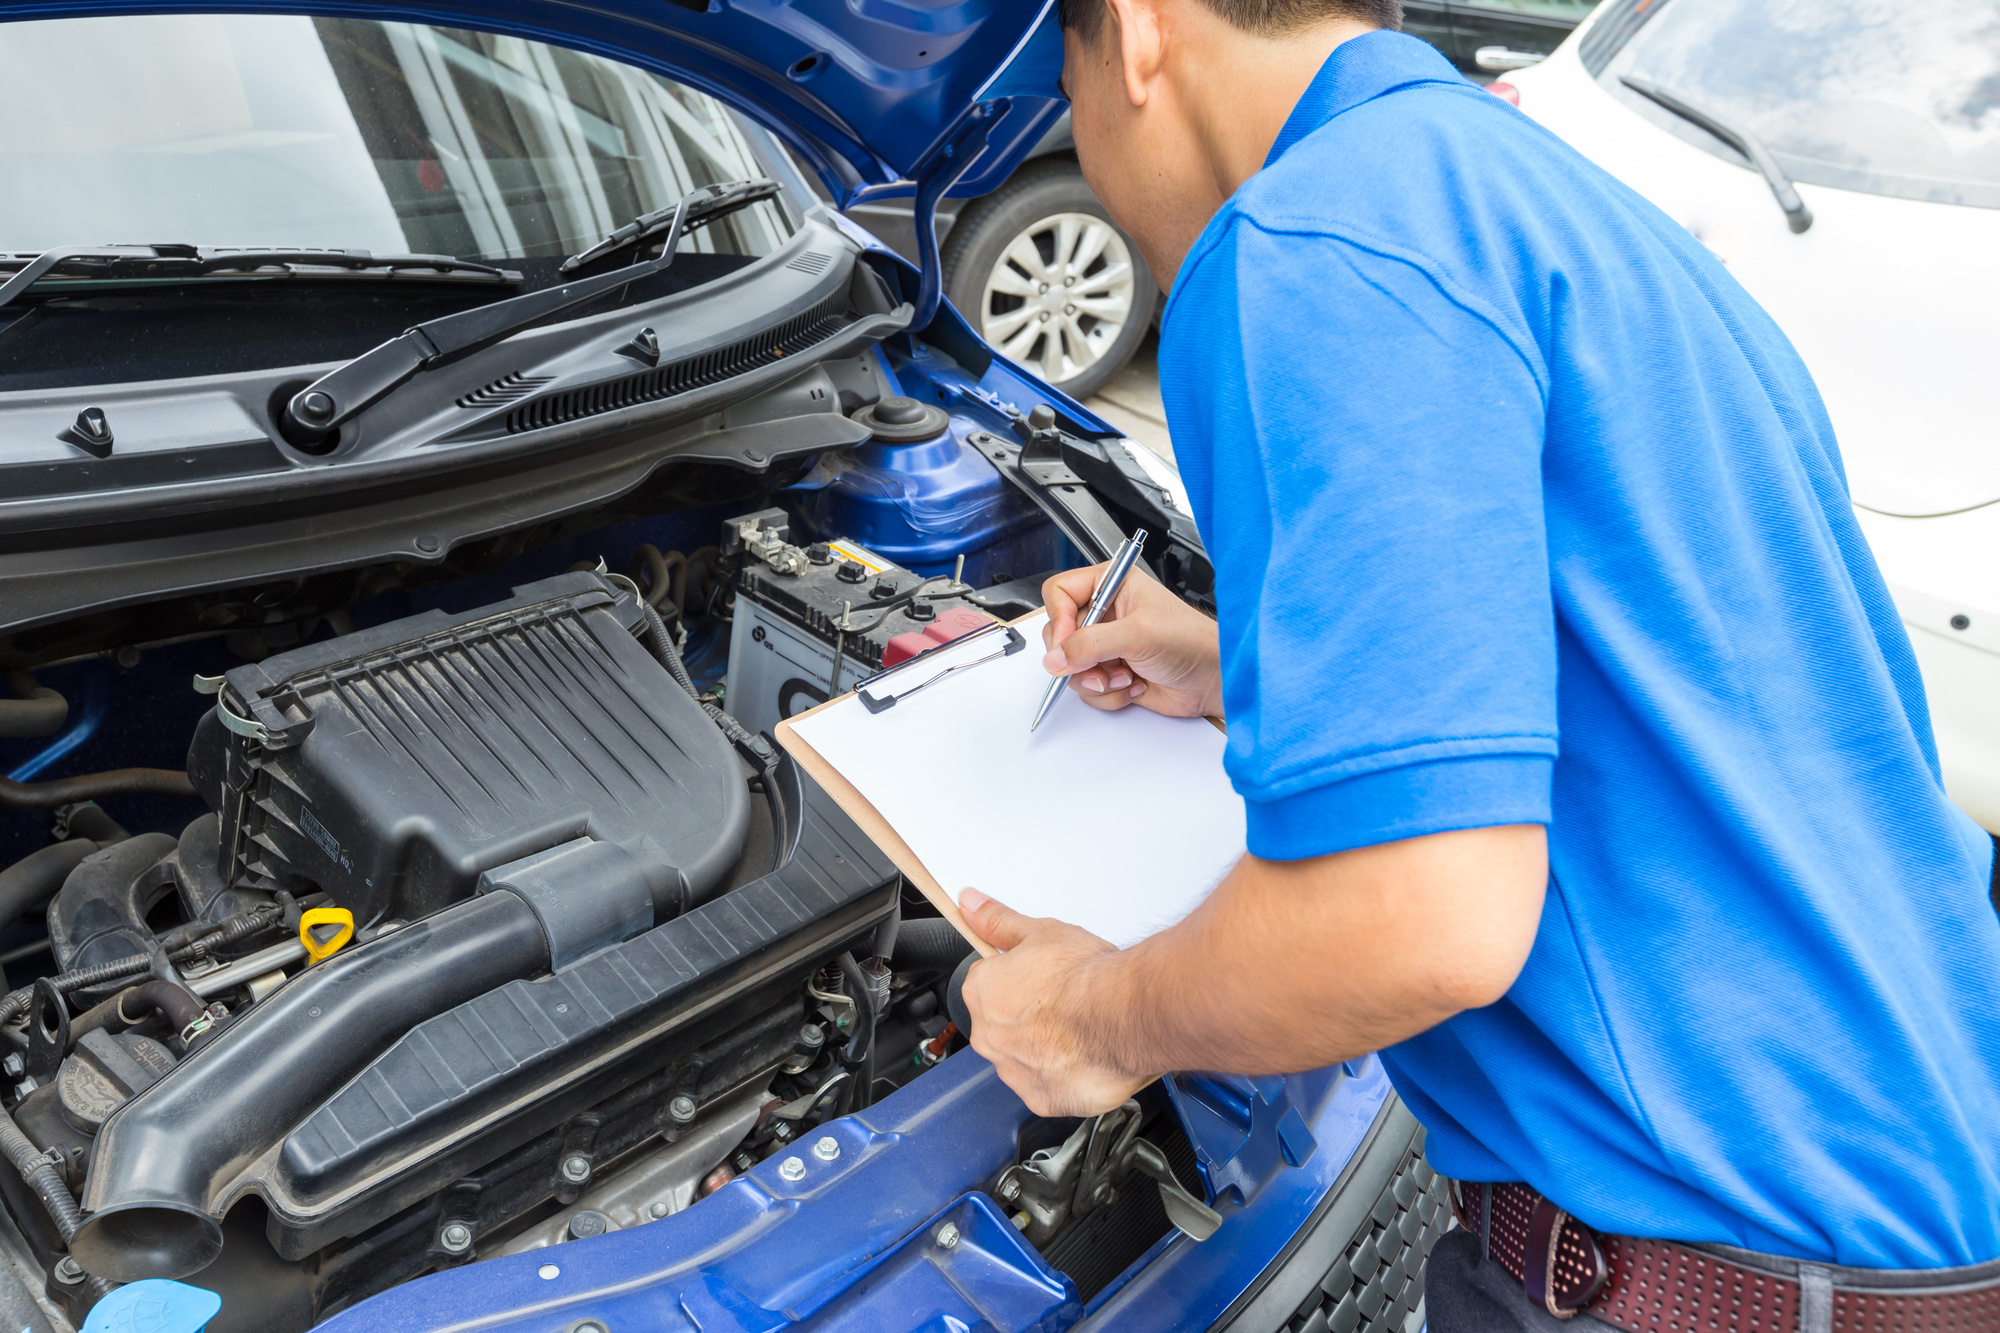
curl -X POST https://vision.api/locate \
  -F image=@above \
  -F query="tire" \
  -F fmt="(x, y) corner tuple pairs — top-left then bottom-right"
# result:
(940, 160), (1158, 401)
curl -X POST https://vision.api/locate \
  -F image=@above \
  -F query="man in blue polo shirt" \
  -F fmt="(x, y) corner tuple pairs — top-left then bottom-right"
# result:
(956, 0), (2000, 1326)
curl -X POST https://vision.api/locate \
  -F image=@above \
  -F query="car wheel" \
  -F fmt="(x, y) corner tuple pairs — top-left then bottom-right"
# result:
(941, 161), (1157, 401)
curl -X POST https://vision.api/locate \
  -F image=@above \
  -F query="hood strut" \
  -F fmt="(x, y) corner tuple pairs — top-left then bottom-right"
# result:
(910, 104), (1001, 333)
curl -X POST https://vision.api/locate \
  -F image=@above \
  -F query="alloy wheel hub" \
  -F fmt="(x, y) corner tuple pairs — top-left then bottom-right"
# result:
(979, 211), (1136, 386)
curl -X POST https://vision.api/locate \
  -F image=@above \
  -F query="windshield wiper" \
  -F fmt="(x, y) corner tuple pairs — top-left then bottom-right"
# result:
(0, 245), (522, 310)
(1621, 77), (1813, 234)
(559, 177), (783, 274)
(279, 185), (733, 449)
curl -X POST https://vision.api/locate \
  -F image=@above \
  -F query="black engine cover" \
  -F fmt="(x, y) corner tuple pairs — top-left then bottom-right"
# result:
(187, 572), (749, 926)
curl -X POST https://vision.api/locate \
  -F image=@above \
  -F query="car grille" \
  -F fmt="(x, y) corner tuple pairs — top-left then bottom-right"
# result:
(1284, 1135), (1453, 1333)
(503, 294), (851, 435)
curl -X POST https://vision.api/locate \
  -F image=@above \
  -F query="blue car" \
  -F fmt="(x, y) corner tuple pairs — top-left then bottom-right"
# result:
(0, 4), (1444, 1331)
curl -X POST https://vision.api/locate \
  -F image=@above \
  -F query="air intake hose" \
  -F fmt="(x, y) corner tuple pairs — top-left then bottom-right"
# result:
(890, 917), (975, 974)
(71, 890), (552, 1282)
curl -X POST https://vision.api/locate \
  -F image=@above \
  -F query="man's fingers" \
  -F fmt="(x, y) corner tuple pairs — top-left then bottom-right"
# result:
(1068, 659), (1133, 694)
(1040, 566), (1101, 649)
(1046, 619), (1149, 678)
(958, 887), (1033, 950)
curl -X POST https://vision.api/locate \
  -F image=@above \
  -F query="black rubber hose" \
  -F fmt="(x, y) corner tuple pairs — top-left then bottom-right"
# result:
(946, 952), (975, 1041)
(0, 1104), (114, 1299)
(0, 903), (281, 1028)
(0, 839), (96, 940)
(0, 673), (67, 740)
(0, 768), (195, 811)
(630, 544), (686, 613)
(836, 952), (877, 1111)
(118, 980), (206, 1036)
(890, 917), (974, 975)
(60, 804), (128, 845)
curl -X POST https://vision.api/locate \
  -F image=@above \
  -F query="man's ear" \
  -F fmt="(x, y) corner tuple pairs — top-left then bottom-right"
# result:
(1103, 0), (1164, 108)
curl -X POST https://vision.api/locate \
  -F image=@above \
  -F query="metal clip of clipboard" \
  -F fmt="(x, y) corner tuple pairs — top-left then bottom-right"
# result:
(853, 620), (1027, 714)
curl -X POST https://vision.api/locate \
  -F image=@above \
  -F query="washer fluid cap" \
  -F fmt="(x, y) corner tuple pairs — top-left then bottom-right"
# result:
(83, 1279), (224, 1333)
(852, 395), (950, 443)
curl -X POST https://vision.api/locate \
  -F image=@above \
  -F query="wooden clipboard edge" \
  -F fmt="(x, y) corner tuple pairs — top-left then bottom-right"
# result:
(774, 711), (995, 958)
(771, 611), (1051, 960)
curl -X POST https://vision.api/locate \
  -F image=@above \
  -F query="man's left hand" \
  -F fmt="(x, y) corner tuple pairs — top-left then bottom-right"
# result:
(958, 888), (1151, 1116)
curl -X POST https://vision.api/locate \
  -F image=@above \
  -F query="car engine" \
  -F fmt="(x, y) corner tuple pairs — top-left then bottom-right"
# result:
(0, 566), (996, 1331)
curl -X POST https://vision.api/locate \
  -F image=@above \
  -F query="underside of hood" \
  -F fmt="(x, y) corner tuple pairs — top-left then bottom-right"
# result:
(0, 0), (1067, 206)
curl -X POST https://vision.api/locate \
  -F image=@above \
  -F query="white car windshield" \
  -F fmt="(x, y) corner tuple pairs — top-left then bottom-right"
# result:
(1582, 0), (2000, 209)
(0, 14), (794, 260)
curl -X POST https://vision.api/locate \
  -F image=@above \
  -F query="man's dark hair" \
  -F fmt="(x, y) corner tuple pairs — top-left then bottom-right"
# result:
(1058, 0), (1400, 43)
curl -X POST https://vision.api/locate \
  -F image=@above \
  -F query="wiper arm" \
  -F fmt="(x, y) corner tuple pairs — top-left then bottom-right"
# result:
(281, 188), (708, 448)
(1622, 77), (1813, 234)
(559, 177), (783, 274)
(0, 245), (521, 309)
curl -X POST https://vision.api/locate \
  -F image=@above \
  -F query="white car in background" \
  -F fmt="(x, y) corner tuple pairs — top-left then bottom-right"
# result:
(1504, 0), (2000, 828)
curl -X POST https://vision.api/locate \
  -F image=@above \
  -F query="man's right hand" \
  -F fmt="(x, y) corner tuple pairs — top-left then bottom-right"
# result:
(1041, 563), (1222, 718)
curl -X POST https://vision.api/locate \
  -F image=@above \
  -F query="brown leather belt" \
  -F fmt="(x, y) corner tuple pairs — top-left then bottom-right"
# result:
(1453, 1180), (2000, 1332)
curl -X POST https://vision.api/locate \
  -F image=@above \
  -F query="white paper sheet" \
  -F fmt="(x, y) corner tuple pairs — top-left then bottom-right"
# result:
(790, 612), (1246, 949)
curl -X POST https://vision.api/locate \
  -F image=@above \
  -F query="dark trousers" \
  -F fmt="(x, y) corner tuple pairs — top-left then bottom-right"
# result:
(1423, 1230), (1612, 1333)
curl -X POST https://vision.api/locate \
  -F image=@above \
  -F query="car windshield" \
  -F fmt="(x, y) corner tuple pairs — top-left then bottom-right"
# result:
(0, 14), (794, 262)
(1586, 0), (2000, 209)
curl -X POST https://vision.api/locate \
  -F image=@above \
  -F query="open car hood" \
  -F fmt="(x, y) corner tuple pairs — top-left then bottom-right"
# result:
(0, 0), (1066, 206)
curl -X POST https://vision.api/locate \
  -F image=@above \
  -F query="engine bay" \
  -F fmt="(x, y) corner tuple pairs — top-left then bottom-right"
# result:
(0, 427), (1210, 1331)
(0, 563), (930, 1327)
(0, 174), (1214, 1325)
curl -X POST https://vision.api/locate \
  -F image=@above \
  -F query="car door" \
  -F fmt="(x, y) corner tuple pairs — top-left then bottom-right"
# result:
(1400, 0), (1463, 68)
(1449, 0), (1597, 72)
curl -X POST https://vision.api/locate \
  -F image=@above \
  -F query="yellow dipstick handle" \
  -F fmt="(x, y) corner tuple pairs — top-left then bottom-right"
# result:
(299, 906), (355, 964)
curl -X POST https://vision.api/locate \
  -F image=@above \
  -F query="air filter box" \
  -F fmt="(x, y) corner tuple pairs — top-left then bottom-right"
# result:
(188, 572), (749, 927)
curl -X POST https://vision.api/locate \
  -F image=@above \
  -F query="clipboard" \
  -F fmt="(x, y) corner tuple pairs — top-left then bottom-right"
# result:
(775, 610), (1245, 957)
(853, 620), (1028, 714)
(777, 615), (1028, 956)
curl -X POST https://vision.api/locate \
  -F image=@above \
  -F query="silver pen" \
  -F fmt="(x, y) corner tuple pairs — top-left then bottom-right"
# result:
(1029, 528), (1150, 733)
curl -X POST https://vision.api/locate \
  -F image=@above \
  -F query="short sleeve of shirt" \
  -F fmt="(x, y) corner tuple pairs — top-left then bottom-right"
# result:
(1160, 217), (1558, 860)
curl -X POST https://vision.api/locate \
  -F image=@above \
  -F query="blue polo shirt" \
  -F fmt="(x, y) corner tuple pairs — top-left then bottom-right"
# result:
(1158, 30), (2000, 1268)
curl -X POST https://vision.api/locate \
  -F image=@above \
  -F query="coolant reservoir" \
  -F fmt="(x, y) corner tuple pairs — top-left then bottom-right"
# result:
(789, 396), (1055, 585)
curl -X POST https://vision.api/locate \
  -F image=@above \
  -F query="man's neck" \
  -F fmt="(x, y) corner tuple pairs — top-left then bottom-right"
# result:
(1178, 18), (1372, 200)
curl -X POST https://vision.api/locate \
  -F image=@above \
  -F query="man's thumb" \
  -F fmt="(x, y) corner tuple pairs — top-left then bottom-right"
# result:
(958, 888), (1030, 950)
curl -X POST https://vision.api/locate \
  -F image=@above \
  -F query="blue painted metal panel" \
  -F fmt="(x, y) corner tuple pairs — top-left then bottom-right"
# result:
(786, 416), (1048, 574)
(317, 1048), (1037, 1332)
(322, 1049), (1393, 1332)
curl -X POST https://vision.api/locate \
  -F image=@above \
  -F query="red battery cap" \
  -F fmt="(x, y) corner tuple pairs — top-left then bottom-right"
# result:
(882, 605), (996, 668)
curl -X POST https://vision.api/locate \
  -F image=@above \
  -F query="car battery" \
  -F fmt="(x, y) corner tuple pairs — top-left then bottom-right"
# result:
(722, 510), (996, 739)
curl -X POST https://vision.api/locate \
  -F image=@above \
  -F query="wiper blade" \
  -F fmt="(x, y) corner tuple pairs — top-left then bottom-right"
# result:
(1621, 77), (1813, 234)
(0, 245), (521, 310)
(281, 188), (709, 449)
(560, 177), (783, 274)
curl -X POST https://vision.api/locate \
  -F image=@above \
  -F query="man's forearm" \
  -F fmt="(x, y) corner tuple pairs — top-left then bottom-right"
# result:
(1081, 825), (1549, 1080)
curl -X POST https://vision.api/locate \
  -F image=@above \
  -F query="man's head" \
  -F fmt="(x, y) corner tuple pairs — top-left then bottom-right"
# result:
(1057, 0), (1398, 289)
